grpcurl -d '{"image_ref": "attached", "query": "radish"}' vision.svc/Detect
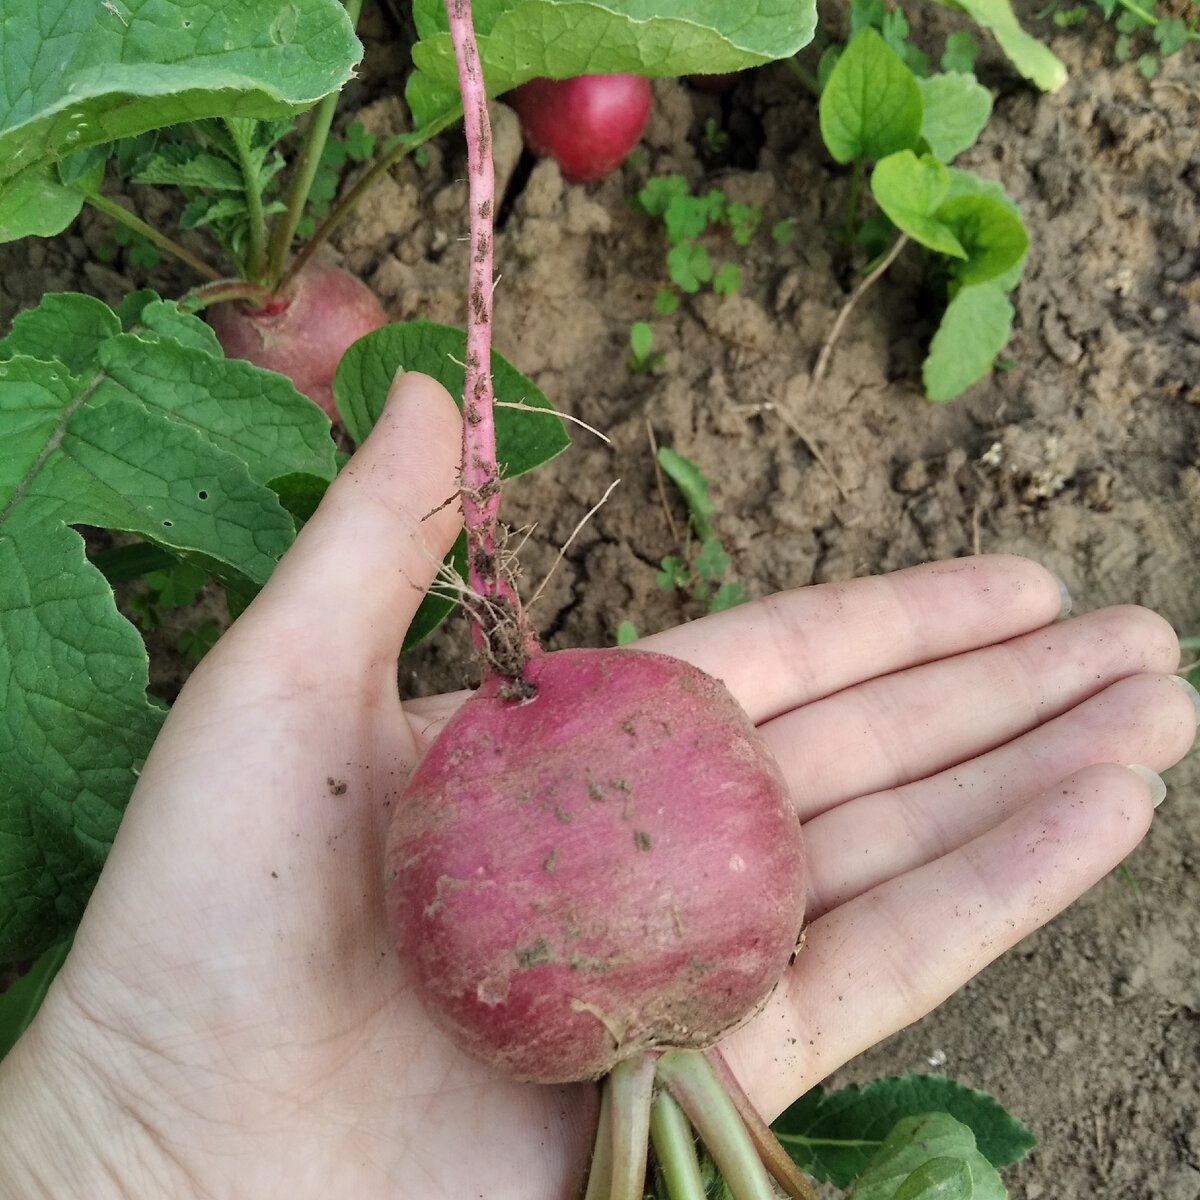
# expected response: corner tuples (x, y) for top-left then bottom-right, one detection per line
(507, 73), (652, 182)
(205, 259), (387, 422)
(385, 7), (813, 1198)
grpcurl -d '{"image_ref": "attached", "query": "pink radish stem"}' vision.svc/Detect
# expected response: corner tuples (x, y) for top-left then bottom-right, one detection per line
(443, 0), (536, 676)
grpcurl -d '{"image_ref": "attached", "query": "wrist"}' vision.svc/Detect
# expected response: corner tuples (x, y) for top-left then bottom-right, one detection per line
(0, 1013), (188, 1199)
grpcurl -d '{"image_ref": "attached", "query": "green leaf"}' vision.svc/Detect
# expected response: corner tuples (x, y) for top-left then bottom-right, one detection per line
(935, 194), (1029, 285)
(332, 323), (568, 649)
(1154, 18), (1190, 55)
(936, 0), (1067, 90)
(712, 263), (742, 296)
(942, 168), (1026, 290)
(851, 1113), (1007, 1200)
(923, 282), (1015, 401)
(773, 1073), (1036, 1187)
(890, 1156), (975, 1200)
(407, 0), (819, 130)
(333, 321), (568, 475)
(667, 243), (713, 293)
(0, 0), (361, 243)
(0, 939), (72, 1060)
(656, 447), (715, 542)
(0, 164), (88, 242)
(820, 28), (924, 163)
(636, 174), (691, 218)
(710, 581), (746, 610)
(615, 619), (639, 644)
(630, 320), (655, 362)
(870, 152), (966, 258)
(0, 294), (337, 960)
(940, 31), (981, 73)
(917, 73), (993, 161)
(654, 287), (681, 315)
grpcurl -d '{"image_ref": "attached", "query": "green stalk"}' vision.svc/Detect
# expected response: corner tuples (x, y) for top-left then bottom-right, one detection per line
(704, 1048), (819, 1200)
(649, 1088), (707, 1200)
(843, 156), (863, 248)
(82, 192), (222, 282)
(657, 1050), (776, 1200)
(183, 278), (279, 311)
(584, 1078), (615, 1200)
(607, 1053), (658, 1200)
(264, 0), (365, 288)
(278, 108), (460, 293)
(225, 118), (268, 281)
(783, 56), (822, 97)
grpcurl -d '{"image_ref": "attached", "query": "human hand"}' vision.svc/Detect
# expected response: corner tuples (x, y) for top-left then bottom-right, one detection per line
(2, 372), (1195, 1199)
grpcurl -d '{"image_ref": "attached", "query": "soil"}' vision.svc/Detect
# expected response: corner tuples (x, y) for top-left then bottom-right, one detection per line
(3, 4), (1198, 1197)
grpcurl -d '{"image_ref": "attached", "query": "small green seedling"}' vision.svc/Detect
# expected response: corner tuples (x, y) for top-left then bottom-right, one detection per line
(633, 174), (763, 314)
(627, 320), (664, 372)
(815, 19), (1029, 400)
(1040, 0), (1198, 77)
(655, 446), (746, 613)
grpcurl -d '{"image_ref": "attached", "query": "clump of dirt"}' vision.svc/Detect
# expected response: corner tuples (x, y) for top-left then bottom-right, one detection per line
(2, 3), (1197, 1194)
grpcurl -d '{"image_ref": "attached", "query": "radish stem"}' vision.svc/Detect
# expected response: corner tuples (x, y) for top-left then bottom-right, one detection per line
(584, 1078), (615, 1200)
(649, 1087), (707, 1200)
(657, 1050), (777, 1200)
(607, 1053), (657, 1200)
(443, 0), (536, 674)
(705, 1047), (819, 1200)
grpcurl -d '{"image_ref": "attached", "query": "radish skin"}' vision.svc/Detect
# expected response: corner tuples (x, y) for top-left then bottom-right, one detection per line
(385, 646), (806, 1083)
(206, 260), (387, 422)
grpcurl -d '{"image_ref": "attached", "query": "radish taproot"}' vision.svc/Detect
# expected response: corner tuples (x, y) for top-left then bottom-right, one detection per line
(385, 645), (806, 1084)
(206, 260), (387, 422)
(386, 6), (815, 1198)
(508, 74), (652, 182)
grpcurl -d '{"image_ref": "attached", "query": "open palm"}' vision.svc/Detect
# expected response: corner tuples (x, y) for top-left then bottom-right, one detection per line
(3, 372), (1195, 1199)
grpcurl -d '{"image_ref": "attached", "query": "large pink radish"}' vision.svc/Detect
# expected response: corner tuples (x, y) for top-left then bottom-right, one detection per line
(385, 646), (806, 1083)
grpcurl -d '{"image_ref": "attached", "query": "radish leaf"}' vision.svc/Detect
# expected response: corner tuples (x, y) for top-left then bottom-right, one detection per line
(819, 28), (923, 164)
(334, 321), (569, 476)
(851, 1113), (1006, 1200)
(922, 282), (1014, 401)
(0, 0), (361, 243)
(406, 0), (819, 130)
(917, 72), (993, 162)
(0, 292), (337, 962)
(870, 153), (966, 259)
(772, 1072), (1035, 1187)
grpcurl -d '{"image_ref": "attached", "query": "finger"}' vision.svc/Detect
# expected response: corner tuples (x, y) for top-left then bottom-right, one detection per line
(640, 556), (1069, 724)
(763, 604), (1182, 819)
(221, 371), (463, 682)
(801, 671), (1198, 918)
(723, 762), (1158, 1122)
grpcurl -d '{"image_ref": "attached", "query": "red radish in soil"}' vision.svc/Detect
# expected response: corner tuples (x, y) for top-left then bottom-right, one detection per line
(206, 260), (387, 422)
(507, 73), (652, 182)
(387, 6), (815, 1198)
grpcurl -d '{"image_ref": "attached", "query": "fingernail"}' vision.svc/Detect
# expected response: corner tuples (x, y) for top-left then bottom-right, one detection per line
(1168, 674), (1200, 722)
(1127, 763), (1167, 808)
(1049, 571), (1073, 620)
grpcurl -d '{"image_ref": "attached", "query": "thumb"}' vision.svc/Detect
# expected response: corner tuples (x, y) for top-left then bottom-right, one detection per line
(227, 370), (463, 678)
